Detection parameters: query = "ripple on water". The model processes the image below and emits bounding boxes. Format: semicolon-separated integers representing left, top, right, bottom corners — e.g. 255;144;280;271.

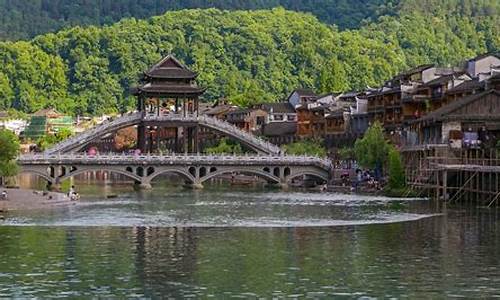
0;190;434;228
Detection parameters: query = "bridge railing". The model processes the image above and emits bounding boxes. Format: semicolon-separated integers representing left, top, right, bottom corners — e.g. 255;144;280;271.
144;113;281;154
45;112;280;155
19;153;333;170
45;112;143;154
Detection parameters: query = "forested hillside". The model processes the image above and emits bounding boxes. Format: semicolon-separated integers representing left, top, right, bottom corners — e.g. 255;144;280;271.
0;0;397;40
0;6;498;116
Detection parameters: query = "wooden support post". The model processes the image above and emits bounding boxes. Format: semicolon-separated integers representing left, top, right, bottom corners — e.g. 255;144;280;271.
156;126;160;153
436;170;440;200
138;124;146;153
194;126;199;153
174;127;179;153
443;170;447;201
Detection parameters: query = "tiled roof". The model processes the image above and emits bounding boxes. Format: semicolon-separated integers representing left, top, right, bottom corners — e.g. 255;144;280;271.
261;102;296;114
204;105;235;115
467;52;500;62
294;88;317;97
397;64;434;77
260;122;296;137
137;83;206;95
446;79;484;94
145;55;197;79
411;89;499;124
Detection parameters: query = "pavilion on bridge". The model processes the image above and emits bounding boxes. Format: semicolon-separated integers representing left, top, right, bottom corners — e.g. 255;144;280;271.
132;55;206;153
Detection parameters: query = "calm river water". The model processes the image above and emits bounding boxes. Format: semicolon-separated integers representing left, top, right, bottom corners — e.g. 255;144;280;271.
1;182;500;298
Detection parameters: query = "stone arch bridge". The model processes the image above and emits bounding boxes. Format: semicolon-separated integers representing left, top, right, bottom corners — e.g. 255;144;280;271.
45;112;281;155
18;154;332;190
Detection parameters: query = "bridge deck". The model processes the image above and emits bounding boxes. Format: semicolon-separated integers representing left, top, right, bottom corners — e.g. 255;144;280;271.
19;154;333;170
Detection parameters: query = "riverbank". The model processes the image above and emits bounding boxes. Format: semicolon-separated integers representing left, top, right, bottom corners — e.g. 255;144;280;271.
0;188;74;212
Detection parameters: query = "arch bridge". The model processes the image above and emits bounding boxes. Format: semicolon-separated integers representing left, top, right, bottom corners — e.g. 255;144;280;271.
18;154;332;190
45;112;281;155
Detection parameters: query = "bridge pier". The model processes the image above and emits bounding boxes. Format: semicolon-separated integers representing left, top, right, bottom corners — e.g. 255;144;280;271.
184;183;204;189
265;182;289;189
47;182;61;192
134;179;153;190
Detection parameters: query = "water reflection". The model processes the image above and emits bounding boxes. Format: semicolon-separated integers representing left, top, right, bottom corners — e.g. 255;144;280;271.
1;176;499;297
1;211;500;298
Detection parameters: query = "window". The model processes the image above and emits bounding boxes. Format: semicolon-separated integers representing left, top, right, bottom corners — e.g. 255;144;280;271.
287;115;296;121
274;114;284;121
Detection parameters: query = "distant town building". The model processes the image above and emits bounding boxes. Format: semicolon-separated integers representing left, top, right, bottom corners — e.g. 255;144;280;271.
24;108;74;140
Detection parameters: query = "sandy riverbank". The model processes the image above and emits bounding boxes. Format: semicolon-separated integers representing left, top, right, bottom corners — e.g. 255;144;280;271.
0;188;75;212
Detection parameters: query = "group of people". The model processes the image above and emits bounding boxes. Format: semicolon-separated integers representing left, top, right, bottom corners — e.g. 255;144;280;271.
356;169;382;190
68;186;80;201
347;169;382;192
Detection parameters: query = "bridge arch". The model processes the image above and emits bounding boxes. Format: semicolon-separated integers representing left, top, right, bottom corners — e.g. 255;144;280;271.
148;168;196;184
200;168;280;184
18;169;55;184
59;167;142;183
286;171;329;184
45;113;279;155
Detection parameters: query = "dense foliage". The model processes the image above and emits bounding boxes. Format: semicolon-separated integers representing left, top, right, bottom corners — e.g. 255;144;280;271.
0;0;398;40
283;140;327;157
36;128;74;152
205;138;243;154
354;122;389;170
0;129;20;185
387;146;406;190
0;5;497;116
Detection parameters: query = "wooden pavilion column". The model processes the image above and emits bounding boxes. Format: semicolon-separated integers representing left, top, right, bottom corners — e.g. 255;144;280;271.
175;127;179;153
195;97;199;117
155;126;161;153
138;123;147;153
194;125;200;153
183;97;187;117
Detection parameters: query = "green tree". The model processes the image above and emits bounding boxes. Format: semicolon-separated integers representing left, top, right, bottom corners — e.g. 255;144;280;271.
318;58;349;94
36;127;74;151
354;121;389;170
283;140;327;157
387;145;406;190
0;7;496;116
205;138;243;154
0;129;20;186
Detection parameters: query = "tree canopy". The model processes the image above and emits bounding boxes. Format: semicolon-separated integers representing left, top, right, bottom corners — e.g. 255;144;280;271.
0;129;20;184
387;145;406;190
284;140;327;157
0;6;496;116
0;0;399;40
354;122;389;170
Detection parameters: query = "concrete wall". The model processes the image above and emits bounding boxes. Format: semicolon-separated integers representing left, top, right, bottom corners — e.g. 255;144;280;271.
422;67;438;83
468;56;500;77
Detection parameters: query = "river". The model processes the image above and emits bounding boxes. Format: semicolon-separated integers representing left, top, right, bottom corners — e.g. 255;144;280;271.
0;181;499;298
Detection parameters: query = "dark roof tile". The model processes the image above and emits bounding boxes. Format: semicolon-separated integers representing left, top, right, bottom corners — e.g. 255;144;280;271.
261;122;296;136
261;102;295;113
412;89;499;124
145;55;197;79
